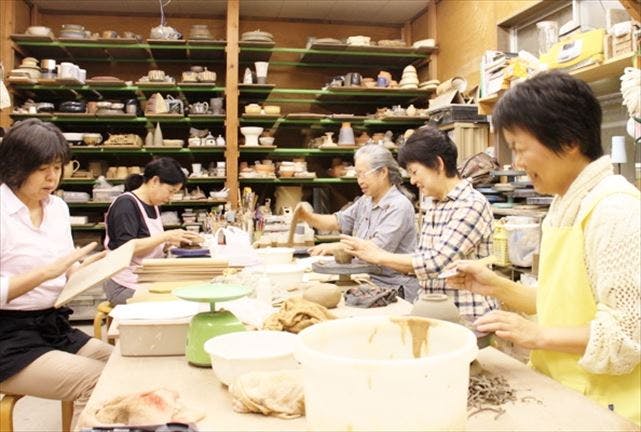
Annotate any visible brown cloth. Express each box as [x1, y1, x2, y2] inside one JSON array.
[[229, 369, 304, 419], [344, 284, 397, 308], [78, 388, 204, 428], [263, 297, 335, 333]]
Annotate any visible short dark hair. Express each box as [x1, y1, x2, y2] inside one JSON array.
[[124, 173, 144, 192], [493, 70, 603, 161], [143, 157, 186, 186], [397, 125, 459, 177], [0, 119, 70, 189]]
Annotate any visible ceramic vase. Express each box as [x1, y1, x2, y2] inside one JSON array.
[[145, 129, 154, 147], [153, 123, 163, 147], [338, 122, 355, 145], [410, 293, 460, 323]]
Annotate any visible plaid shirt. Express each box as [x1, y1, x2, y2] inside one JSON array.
[[412, 180, 497, 318]]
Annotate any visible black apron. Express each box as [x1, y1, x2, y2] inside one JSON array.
[[0, 307, 90, 382]]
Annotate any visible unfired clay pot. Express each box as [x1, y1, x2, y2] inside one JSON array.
[[411, 293, 460, 323]]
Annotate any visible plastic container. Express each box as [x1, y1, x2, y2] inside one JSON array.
[[503, 216, 540, 267], [296, 316, 478, 431], [119, 318, 190, 356]]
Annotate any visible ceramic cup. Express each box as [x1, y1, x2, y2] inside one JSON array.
[[128, 166, 142, 175], [63, 160, 80, 178], [106, 167, 117, 178], [255, 61, 268, 84], [102, 30, 118, 39], [116, 166, 128, 179], [58, 62, 77, 79], [210, 97, 224, 114], [189, 102, 209, 114], [191, 163, 202, 175], [88, 161, 103, 178], [86, 101, 98, 114]]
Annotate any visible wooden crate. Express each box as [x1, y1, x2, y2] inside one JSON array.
[[439, 122, 490, 163]]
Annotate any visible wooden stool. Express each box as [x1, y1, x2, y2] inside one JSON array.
[[93, 301, 114, 344], [0, 394, 73, 432]]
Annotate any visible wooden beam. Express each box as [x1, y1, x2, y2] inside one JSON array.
[[619, 0, 641, 23], [0, 0, 16, 129], [225, 0, 240, 209], [427, 0, 438, 80], [401, 21, 412, 45]]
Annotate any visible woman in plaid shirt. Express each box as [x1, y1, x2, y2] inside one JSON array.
[[342, 126, 497, 319]]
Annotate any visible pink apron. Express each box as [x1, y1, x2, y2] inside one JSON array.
[[104, 192, 165, 290]]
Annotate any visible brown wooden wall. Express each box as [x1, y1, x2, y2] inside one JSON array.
[[434, 0, 539, 85]]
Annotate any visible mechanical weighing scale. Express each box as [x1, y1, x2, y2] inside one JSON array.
[[173, 283, 251, 366]]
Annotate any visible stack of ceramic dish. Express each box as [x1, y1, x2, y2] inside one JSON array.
[[419, 79, 440, 92], [399, 65, 419, 89], [10, 57, 41, 80], [240, 30, 273, 42], [25, 26, 53, 37], [59, 24, 86, 39], [189, 24, 213, 40], [377, 39, 406, 48]]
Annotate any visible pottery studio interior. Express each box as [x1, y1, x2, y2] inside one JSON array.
[[0, 0, 640, 431]]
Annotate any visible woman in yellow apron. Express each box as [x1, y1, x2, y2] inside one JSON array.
[[448, 71, 640, 425]]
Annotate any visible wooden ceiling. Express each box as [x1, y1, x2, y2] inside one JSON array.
[[27, 0, 428, 25]]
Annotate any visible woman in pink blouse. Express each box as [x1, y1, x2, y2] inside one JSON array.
[[0, 119, 113, 428]]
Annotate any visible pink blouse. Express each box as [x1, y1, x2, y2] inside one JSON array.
[[0, 184, 75, 310]]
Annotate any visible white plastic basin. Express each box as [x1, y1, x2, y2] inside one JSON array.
[[296, 316, 478, 431], [204, 330, 299, 386]]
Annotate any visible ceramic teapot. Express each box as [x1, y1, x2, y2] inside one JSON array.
[[189, 101, 209, 114]]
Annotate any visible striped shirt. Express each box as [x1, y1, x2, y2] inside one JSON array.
[[412, 179, 497, 318]]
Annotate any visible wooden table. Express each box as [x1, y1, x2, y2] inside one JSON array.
[[81, 345, 637, 431]]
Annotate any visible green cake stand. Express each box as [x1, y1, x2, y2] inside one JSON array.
[[173, 283, 251, 366]]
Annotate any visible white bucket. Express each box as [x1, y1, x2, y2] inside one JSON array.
[[503, 216, 540, 267], [295, 316, 478, 431]]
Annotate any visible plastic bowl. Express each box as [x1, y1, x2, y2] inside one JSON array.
[[256, 247, 294, 264], [204, 330, 299, 386]]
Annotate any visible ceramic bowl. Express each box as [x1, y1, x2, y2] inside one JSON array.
[[244, 104, 261, 115], [209, 191, 229, 200], [259, 136, 275, 146], [255, 247, 294, 265], [204, 331, 299, 386], [26, 26, 52, 37], [263, 105, 281, 115], [62, 132, 84, 142]]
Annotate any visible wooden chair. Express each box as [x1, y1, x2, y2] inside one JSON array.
[[93, 301, 114, 345], [0, 394, 72, 432]]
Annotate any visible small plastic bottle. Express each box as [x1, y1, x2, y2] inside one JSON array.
[[255, 274, 272, 305]]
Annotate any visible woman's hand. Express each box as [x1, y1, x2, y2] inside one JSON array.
[[48, 242, 99, 279], [446, 260, 502, 297], [474, 310, 543, 350], [163, 230, 204, 247], [340, 234, 383, 265], [308, 242, 340, 256]]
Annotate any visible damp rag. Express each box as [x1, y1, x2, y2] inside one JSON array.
[[229, 369, 304, 419], [262, 297, 334, 333]]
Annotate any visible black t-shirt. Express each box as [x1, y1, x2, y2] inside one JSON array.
[[106, 193, 158, 250]]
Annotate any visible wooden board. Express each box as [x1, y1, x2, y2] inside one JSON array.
[[140, 257, 228, 267], [55, 240, 135, 307]]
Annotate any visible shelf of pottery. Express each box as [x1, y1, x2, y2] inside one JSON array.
[[233, 31, 437, 207], [8, 23, 234, 236], [8, 24, 439, 220]]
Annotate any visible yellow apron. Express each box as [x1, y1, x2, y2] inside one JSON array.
[[531, 181, 640, 425]]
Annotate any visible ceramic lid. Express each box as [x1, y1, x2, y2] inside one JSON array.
[[241, 30, 273, 40], [173, 283, 251, 303]]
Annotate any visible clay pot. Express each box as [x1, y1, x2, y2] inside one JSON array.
[[333, 247, 353, 264], [411, 293, 460, 323]]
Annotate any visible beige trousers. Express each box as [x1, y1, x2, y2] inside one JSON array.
[[0, 338, 113, 430]]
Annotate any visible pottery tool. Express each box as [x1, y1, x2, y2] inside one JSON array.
[[437, 255, 497, 279]]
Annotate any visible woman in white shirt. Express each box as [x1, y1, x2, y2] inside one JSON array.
[[0, 119, 113, 429]]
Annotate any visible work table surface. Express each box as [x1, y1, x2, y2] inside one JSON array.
[[82, 345, 637, 431]]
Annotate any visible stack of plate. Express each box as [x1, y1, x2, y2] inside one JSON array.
[[399, 65, 419, 89], [419, 79, 440, 92], [241, 30, 273, 42], [60, 24, 86, 39]]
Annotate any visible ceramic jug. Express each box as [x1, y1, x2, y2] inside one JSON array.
[[337, 122, 355, 145], [165, 95, 183, 114], [189, 102, 209, 114], [410, 293, 460, 323], [63, 160, 80, 178]]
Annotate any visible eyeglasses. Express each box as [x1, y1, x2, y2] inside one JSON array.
[[355, 167, 380, 179]]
